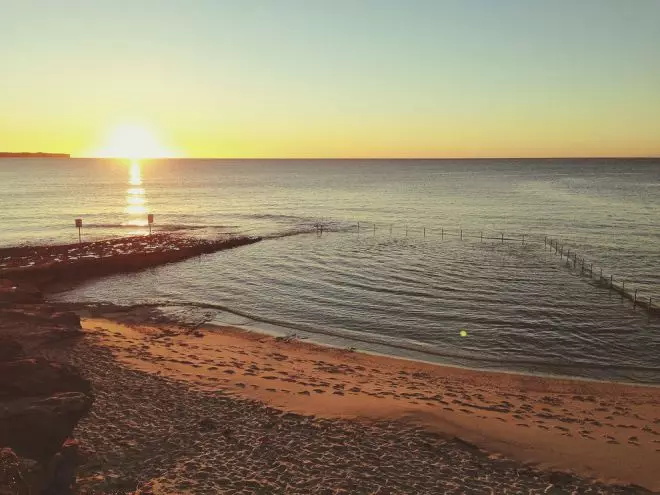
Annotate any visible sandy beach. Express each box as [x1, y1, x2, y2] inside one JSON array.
[[3, 235, 658, 493], [4, 0, 660, 491], [59, 306, 659, 493]]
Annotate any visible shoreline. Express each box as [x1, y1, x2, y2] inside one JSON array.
[[66, 300, 660, 387], [3, 236, 659, 492], [214, 317, 660, 389], [78, 307, 660, 491]]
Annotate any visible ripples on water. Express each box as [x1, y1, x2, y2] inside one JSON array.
[[2, 158, 659, 382], [57, 233, 660, 383]]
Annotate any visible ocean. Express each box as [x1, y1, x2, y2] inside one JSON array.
[[2, 158, 659, 383]]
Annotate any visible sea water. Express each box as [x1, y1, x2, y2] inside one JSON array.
[[2, 158, 659, 382]]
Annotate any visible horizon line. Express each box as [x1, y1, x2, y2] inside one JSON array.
[[71, 155, 660, 160]]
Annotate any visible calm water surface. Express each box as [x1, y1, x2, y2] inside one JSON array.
[[1, 158, 659, 382]]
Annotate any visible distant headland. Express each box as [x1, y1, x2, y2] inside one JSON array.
[[0, 152, 70, 158]]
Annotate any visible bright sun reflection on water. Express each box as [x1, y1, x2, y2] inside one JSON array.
[[129, 161, 142, 186], [124, 160, 149, 226]]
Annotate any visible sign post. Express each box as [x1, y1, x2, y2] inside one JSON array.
[[147, 213, 154, 235], [75, 218, 82, 244]]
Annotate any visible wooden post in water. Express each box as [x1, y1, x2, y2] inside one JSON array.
[[423, 227, 426, 238], [75, 218, 82, 244], [573, 253, 577, 268], [544, 235, 547, 247], [622, 281, 625, 297], [357, 221, 360, 234], [441, 228, 444, 239], [610, 274, 613, 288], [634, 289, 638, 308], [600, 267, 603, 281], [390, 224, 392, 236], [581, 258, 584, 274], [460, 229, 463, 241], [373, 223, 376, 236]]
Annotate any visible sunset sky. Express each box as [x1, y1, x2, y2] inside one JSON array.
[[1, 0, 659, 158]]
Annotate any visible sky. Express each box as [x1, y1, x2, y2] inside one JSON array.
[[1, 0, 659, 158]]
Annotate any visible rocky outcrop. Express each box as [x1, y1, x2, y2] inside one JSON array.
[[0, 287, 93, 494], [0, 341, 92, 465], [0, 337, 23, 362], [0, 279, 43, 305], [0, 358, 90, 404], [0, 235, 262, 292], [0, 447, 38, 495], [0, 304, 82, 357], [0, 392, 91, 462]]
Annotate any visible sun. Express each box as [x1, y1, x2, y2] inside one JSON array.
[[94, 124, 175, 159]]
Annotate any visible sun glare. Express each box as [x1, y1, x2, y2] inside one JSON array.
[[94, 124, 174, 159]]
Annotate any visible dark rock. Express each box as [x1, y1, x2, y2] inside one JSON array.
[[0, 358, 91, 400], [0, 393, 92, 462], [0, 306, 83, 354], [0, 351, 93, 464], [0, 337, 24, 362], [50, 311, 81, 329], [0, 276, 92, 493], [0, 447, 42, 495], [0, 280, 43, 304]]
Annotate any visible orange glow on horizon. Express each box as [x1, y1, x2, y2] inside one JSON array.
[[91, 124, 176, 159]]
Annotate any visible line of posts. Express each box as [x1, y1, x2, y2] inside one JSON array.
[[352, 223, 528, 244], [545, 236, 655, 313]]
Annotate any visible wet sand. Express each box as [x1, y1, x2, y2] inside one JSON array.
[[74, 315, 660, 493]]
